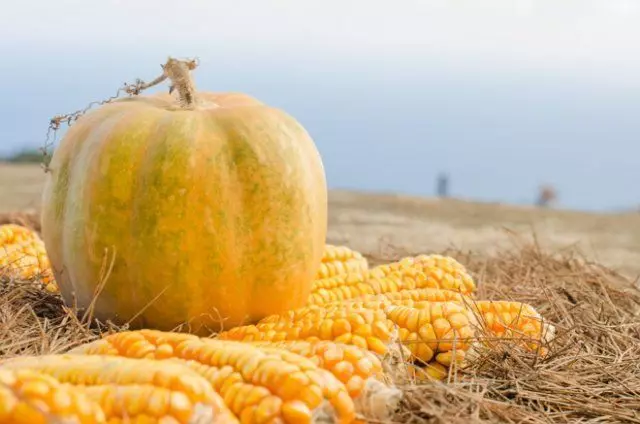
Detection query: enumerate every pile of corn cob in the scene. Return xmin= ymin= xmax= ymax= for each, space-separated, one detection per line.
xmin=0 ymin=236 xmax=555 ymax=423
xmin=220 ymin=245 xmax=556 ymax=381
xmin=0 ymin=224 xmax=58 ymax=293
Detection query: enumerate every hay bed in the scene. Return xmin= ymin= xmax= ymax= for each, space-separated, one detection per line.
xmin=1 ymin=222 xmax=639 ymax=423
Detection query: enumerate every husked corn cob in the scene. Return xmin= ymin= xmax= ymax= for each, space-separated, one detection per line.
xmin=0 ymin=243 xmax=57 ymax=291
xmin=0 ymin=224 xmax=40 ymax=246
xmin=381 ymin=295 xmax=554 ymax=357
xmin=379 ymin=294 xmax=554 ymax=356
xmin=218 ymin=299 xmax=478 ymax=367
xmin=368 ymin=255 xmax=476 ymax=295
xmin=220 ymin=303 xmax=391 ymax=355
xmin=247 ymin=340 xmax=384 ymax=399
xmin=472 ymin=301 xmax=555 ymax=353
xmin=0 ymin=225 xmax=58 ymax=293
xmin=0 ymin=354 xmax=236 ymax=423
xmin=69 ymin=330 xmax=356 ymax=424
xmin=0 ymin=368 xmax=106 ymax=423
xmin=317 ymin=245 xmax=369 ymax=279
xmin=311 ymin=253 xmax=471 ymax=306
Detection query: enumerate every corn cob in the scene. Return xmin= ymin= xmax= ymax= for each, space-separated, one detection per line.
xmin=381 ymin=298 xmax=554 ymax=357
xmin=308 ymin=269 xmax=428 ymax=306
xmin=0 ymin=224 xmax=40 ymax=246
xmin=0 ymin=243 xmax=57 ymax=291
xmin=69 ymin=330 xmax=357 ymax=424
xmin=368 ymin=255 xmax=476 ymax=295
xmin=317 ymin=245 xmax=368 ymax=280
xmin=0 ymin=354 xmax=237 ymax=423
xmin=384 ymin=296 xmax=554 ymax=357
xmin=376 ymin=294 xmax=554 ymax=357
xmin=218 ymin=298 xmax=478 ymax=367
xmin=0 ymin=368 xmax=106 ymax=423
xmin=0 ymin=225 xmax=58 ymax=293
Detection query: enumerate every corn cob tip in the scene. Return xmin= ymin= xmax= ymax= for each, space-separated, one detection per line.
xmin=353 ymin=379 xmax=402 ymax=422
xmin=540 ymin=321 xmax=556 ymax=344
xmin=471 ymin=300 xmax=556 ymax=356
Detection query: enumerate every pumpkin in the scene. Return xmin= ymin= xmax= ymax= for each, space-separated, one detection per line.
xmin=41 ymin=58 xmax=327 ymax=334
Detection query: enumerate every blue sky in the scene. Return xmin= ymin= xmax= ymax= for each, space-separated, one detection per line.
xmin=1 ymin=0 xmax=640 ymax=211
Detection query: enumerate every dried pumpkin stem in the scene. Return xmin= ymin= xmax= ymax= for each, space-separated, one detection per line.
xmin=127 ymin=57 xmax=199 ymax=107
xmin=160 ymin=57 xmax=199 ymax=108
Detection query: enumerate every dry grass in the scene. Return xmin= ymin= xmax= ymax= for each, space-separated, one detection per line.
xmin=1 ymin=230 xmax=639 ymax=423
xmin=366 ymin=240 xmax=640 ymax=423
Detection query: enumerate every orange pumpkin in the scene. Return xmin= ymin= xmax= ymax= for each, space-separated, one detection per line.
xmin=41 ymin=58 xmax=327 ymax=334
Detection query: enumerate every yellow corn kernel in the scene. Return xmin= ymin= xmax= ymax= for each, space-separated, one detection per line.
xmin=365 ymin=271 xmax=422 ymax=294
xmin=309 ymin=273 xmax=375 ymax=305
xmin=321 ymin=245 xmax=366 ymax=264
xmin=223 ymin=303 xmax=393 ymax=357
xmin=472 ymin=301 xmax=555 ymax=354
xmin=0 ymin=368 xmax=105 ymax=423
xmin=384 ymin=297 xmax=555 ymax=358
xmin=309 ymin=269 xmax=433 ymax=306
xmin=0 ymin=224 xmax=40 ymax=246
xmin=433 ymin=349 xmax=467 ymax=367
xmin=219 ymin=298 xmax=478 ymax=367
xmin=384 ymin=302 xmax=477 ymax=364
xmin=365 ymin=287 xmax=470 ymax=304
xmin=317 ymin=245 xmax=369 ymax=279
xmin=407 ymin=361 xmax=449 ymax=382
xmin=247 ymin=340 xmax=384 ymax=399
xmin=309 ymin=270 xmax=428 ymax=307
xmin=0 ymin=237 xmax=58 ymax=293
xmin=0 ymin=354 xmax=235 ymax=424
xmin=69 ymin=330 xmax=356 ymax=424
xmin=78 ymin=384 xmax=239 ymax=424
xmin=368 ymin=255 xmax=476 ymax=295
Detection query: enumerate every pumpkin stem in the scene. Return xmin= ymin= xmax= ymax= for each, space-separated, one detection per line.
xmin=161 ymin=57 xmax=200 ymax=108
xmin=42 ymin=56 xmax=200 ymax=173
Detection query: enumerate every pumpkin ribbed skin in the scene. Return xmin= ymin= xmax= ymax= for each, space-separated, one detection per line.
xmin=41 ymin=92 xmax=327 ymax=333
